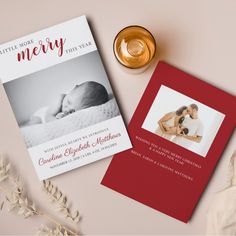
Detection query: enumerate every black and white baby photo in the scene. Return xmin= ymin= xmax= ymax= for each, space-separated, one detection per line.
xmin=4 ymin=51 xmax=120 ymax=148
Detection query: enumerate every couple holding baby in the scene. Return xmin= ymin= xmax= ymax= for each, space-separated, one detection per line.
xmin=156 ymin=104 xmax=204 ymax=149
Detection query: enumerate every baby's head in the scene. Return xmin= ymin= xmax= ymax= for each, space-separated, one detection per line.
xmin=62 ymin=81 xmax=109 ymax=114
xmin=180 ymin=126 xmax=189 ymax=135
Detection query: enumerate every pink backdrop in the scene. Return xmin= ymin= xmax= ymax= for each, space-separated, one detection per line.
xmin=0 ymin=0 xmax=235 ymax=234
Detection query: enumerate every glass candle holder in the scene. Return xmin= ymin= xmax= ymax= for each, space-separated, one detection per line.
xmin=113 ymin=25 xmax=156 ymax=73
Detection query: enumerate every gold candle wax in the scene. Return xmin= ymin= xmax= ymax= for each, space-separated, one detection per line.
xmin=113 ymin=26 xmax=156 ymax=72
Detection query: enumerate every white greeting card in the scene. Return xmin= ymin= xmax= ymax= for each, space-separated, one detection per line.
xmin=0 ymin=16 xmax=131 ymax=180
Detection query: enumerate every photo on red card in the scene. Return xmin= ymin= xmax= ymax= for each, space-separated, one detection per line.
xmin=142 ymin=85 xmax=225 ymax=157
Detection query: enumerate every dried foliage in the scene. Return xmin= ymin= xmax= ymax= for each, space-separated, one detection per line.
xmin=0 ymin=155 xmax=10 ymax=213
xmin=0 ymin=201 xmax=4 ymax=211
xmin=43 ymin=180 xmax=80 ymax=223
xmin=5 ymin=176 xmax=38 ymax=218
xmin=37 ymin=224 xmax=69 ymax=236
xmin=0 ymin=156 xmax=10 ymax=183
xmin=0 ymin=155 xmax=79 ymax=235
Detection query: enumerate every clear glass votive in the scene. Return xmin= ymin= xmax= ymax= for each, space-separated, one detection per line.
xmin=113 ymin=25 xmax=156 ymax=73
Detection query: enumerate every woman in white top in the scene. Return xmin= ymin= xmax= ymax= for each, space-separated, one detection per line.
xmin=155 ymin=106 xmax=188 ymax=140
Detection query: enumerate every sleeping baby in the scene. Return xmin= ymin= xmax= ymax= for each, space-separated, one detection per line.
xmin=162 ymin=117 xmax=189 ymax=135
xmin=25 ymin=81 xmax=109 ymax=126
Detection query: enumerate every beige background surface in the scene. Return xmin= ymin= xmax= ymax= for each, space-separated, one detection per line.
xmin=0 ymin=0 xmax=236 ymax=235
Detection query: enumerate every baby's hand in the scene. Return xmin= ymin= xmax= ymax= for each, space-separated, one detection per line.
xmin=56 ymin=112 xmax=68 ymax=119
xmin=48 ymin=94 xmax=66 ymax=116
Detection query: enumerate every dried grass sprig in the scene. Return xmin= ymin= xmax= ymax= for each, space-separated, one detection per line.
xmin=0 ymin=155 xmax=79 ymax=235
xmin=0 ymin=156 xmax=10 ymax=183
xmin=43 ymin=180 xmax=80 ymax=223
xmin=0 ymin=201 xmax=4 ymax=211
xmin=37 ymin=224 xmax=69 ymax=236
xmin=5 ymin=176 xmax=38 ymax=218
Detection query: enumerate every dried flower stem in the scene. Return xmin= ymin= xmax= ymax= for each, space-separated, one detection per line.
xmin=38 ymin=212 xmax=78 ymax=235
xmin=0 ymin=184 xmax=78 ymax=235
xmin=0 ymin=155 xmax=79 ymax=235
xmin=42 ymin=180 xmax=80 ymax=223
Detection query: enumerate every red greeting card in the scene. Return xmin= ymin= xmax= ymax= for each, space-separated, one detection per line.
xmin=101 ymin=61 xmax=236 ymax=223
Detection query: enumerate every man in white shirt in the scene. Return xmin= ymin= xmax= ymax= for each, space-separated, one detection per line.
xmin=173 ymin=104 xmax=204 ymax=148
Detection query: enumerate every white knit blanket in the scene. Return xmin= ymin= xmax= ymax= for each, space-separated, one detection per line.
xmin=21 ymin=98 xmax=120 ymax=148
